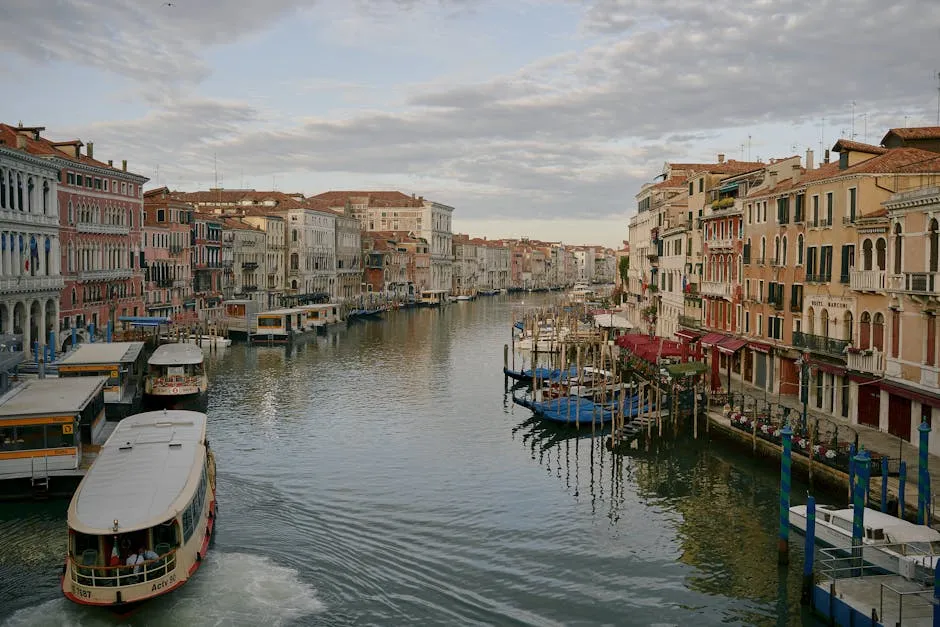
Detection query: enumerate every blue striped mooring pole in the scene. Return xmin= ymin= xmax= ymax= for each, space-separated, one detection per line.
xmin=801 ymin=496 xmax=816 ymax=606
xmin=779 ymin=424 xmax=793 ymax=565
xmin=899 ymin=460 xmax=907 ymax=520
xmin=920 ymin=421 xmax=931 ymax=525
xmin=848 ymin=442 xmax=857 ymax=503
xmin=852 ymin=450 xmax=871 ymax=577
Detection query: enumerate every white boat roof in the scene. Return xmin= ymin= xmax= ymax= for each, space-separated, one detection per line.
xmin=0 ymin=377 xmax=107 ymax=419
xmin=59 ymin=342 xmax=145 ymax=366
xmin=813 ymin=505 xmax=940 ymax=541
xmin=68 ymin=410 xmax=207 ymax=535
xmin=148 ymin=343 xmax=204 ymax=366
xmin=257 ymin=308 xmax=301 ymax=316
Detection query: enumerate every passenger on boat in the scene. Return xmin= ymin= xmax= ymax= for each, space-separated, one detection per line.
xmin=141 ymin=546 xmax=159 ymax=561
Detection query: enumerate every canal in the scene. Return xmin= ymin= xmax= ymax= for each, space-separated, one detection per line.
xmin=1 ymin=295 xmax=826 ymax=625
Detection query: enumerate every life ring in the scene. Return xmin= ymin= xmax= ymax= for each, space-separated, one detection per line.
xmin=172 ymin=387 xmax=179 ymax=395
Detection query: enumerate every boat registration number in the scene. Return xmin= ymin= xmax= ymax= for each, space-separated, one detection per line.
xmin=151 ymin=573 xmax=177 ymax=592
xmin=70 ymin=584 xmax=92 ymax=599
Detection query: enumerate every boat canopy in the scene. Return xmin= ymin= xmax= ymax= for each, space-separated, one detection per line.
xmin=148 ymin=343 xmax=204 ymax=367
xmin=67 ymin=410 xmax=207 ymax=535
xmin=118 ymin=316 xmax=172 ymax=327
xmin=884 ymin=525 xmax=940 ymax=544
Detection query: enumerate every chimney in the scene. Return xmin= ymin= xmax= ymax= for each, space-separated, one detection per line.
xmin=805 ymin=149 xmax=814 ymax=170
xmin=108 ymin=160 xmax=113 ymax=167
xmin=16 ymin=135 xmax=26 ymax=149
xmin=769 ymin=170 xmax=778 ymax=187
xmin=717 ymin=153 xmax=725 ymax=164
xmin=791 ymin=163 xmax=801 ymax=180
xmin=86 ymin=142 xmax=93 ymax=159
xmin=122 ymin=159 xmax=127 ymax=172
xmin=823 ymin=149 xmax=830 ymax=164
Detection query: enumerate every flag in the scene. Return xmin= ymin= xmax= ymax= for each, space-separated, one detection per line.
xmin=682 ymin=275 xmax=688 ymax=292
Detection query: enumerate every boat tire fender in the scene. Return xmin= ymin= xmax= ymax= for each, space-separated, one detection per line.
xmin=196 ymin=552 xmax=201 ymax=562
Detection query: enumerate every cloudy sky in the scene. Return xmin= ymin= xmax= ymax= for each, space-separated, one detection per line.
xmin=3 ymin=0 xmax=940 ymax=247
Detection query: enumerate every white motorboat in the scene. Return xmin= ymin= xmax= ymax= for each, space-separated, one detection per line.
xmin=790 ymin=504 xmax=940 ymax=581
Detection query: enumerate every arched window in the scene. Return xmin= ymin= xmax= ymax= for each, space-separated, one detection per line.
xmin=821 ymin=308 xmax=830 ymax=338
xmin=774 ymin=236 xmax=780 ymax=264
xmin=42 ymin=181 xmax=49 ymax=214
xmin=0 ymin=168 xmax=5 ymax=209
xmin=797 ymin=234 xmax=804 ymax=265
xmin=760 ymin=236 xmax=766 ymax=262
xmin=859 ymin=312 xmax=871 ymax=350
xmin=844 ymin=311 xmax=853 ymax=344
xmin=930 ymin=219 xmax=939 ymax=273
xmin=26 ymin=177 xmax=33 ymax=213
xmin=873 ymin=312 xmax=885 ymax=352
xmin=862 ymin=239 xmax=873 ymax=271
xmin=807 ymin=307 xmax=815 ymax=335
xmin=782 ymin=236 xmax=788 ymax=266
xmin=290 ymin=252 xmax=299 ymax=270
xmin=876 ymin=238 xmax=886 ymax=271
xmin=71 ymin=288 xmax=77 ymax=308
xmin=292 ymin=229 xmax=298 ymax=242
xmin=893 ymin=223 xmax=903 ymax=274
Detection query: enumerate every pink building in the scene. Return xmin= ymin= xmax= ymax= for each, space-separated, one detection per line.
xmin=0 ymin=124 xmax=148 ymax=344
xmin=143 ymin=188 xmax=195 ymax=323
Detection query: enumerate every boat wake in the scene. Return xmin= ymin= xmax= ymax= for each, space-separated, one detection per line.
xmin=2 ymin=552 xmax=324 ymax=627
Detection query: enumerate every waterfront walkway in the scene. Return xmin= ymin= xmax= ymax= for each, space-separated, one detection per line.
xmin=711 ymin=374 xmax=940 ymax=521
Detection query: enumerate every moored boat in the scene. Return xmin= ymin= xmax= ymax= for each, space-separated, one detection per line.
xmin=249 ymin=308 xmax=309 ymax=344
xmin=61 ymin=410 xmax=217 ymax=611
xmin=144 ymin=343 xmax=207 ymax=410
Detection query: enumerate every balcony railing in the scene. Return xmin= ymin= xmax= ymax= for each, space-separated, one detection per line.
xmin=241 ymin=261 xmax=259 ymax=271
xmin=76 ymin=222 xmax=130 ymax=235
xmin=678 ymin=315 xmax=701 ymax=329
xmin=700 ymin=281 xmax=732 ymax=298
xmin=0 ymin=275 xmax=64 ymax=293
xmin=842 ymin=216 xmax=856 ymax=226
xmin=850 ymin=269 xmax=887 ymax=291
xmin=1 ymin=209 xmax=58 ymax=228
xmin=79 ymin=268 xmax=134 ymax=281
xmin=755 ymin=256 xmax=766 ymax=265
xmin=154 ymin=278 xmax=174 ymax=288
xmin=888 ymin=272 xmax=938 ymax=295
xmin=805 ymin=273 xmax=832 ymax=283
xmin=792 ymin=331 xmax=849 ymax=358
xmin=847 ymin=350 xmax=885 ymax=375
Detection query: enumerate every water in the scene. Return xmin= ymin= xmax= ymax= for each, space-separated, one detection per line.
xmin=0 ymin=296 xmax=823 ymax=625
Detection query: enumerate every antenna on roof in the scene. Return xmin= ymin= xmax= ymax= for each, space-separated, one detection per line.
xmin=747 ymin=135 xmax=751 ymax=162
xmin=851 ymin=101 xmax=856 ymax=139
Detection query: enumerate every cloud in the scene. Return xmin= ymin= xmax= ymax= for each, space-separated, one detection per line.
xmin=6 ymin=0 xmax=940 ymax=230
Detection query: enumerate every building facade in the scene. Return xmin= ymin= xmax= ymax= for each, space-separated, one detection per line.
xmin=142 ymin=188 xmax=194 ymax=322
xmin=0 ymin=141 xmax=63 ymax=351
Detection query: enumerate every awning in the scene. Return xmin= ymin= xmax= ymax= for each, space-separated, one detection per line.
xmin=675 ymin=329 xmax=702 ymax=342
xmin=811 ymin=360 xmax=846 ymax=376
xmin=718 ymin=182 xmax=740 ymax=193
xmin=749 ymin=341 xmax=773 ymax=354
xmin=717 ymin=337 xmax=747 ymax=355
xmin=665 ymin=362 xmax=708 ymax=377
xmin=700 ymin=332 xmax=728 ymax=347
xmin=877 ymin=378 xmax=940 ymax=409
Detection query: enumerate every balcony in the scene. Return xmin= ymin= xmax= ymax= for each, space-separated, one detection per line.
xmin=0 ymin=209 xmax=58 ymax=228
xmin=843 ymin=216 xmax=856 ymax=226
xmin=792 ymin=331 xmax=849 ymax=358
xmin=770 ymin=298 xmax=784 ymax=311
xmin=805 ymin=273 xmax=832 ymax=283
xmin=0 ymin=275 xmax=64 ymax=294
xmin=242 ymin=285 xmax=258 ymax=292
xmin=169 ymin=245 xmax=184 ymax=255
xmin=755 ymin=256 xmax=766 ymax=266
xmin=241 ymin=261 xmax=259 ymax=271
xmin=700 ymin=281 xmax=732 ymax=298
xmin=849 ymin=269 xmax=886 ymax=291
xmin=922 ymin=365 xmax=940 ymax=389
xmin=678 ymin=315 xmax=701 ymax=329
xmin=888 ymin=272 xmax=938 ymax=295
xmin=76 ymin=222 xmax=130 ymax=235
xmin=847 ymin=350 xmax=885 ymax=375
xmin=79 ymin=268 xmax=134 ymax=281
xmin=154 ymin=278 xmax=174 ymax=288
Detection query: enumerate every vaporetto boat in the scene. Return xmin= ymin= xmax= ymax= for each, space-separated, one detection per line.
xmin=62 ymin=410 xmax=217 ymax=611
xmin=144 ymin=343 xmax=208 ymax=409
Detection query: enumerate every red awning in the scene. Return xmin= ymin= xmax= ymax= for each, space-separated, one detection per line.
xmin=749 ymin=341 xmax=773 ymax=353
xmin=700 ymin=332 xmax=728 ymax=348
xmin=878 ymin=378 xmax=940 ymax=409
xmin=811 ymin=360 xmax=846 ymax=376
xmin=717 ymin=337 xmax=747 ymax=355
xmin=615 ymin=334 xmax=652 ymax=350
xmin=675 ymin=329 xmax=702 ymax=342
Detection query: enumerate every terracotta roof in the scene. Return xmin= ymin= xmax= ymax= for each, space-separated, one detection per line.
xmin=881 ymin=127 xmax=940 ymax=143
xmin=669 ymin=160 xmax=764 ymax=175
xmin=831 ymin=139 xmax=888 ymax=154
xmin=310 ymin=190 xmax=425 ymax=208
xmin=649 ymin=176 xmax=687 ymax=191
xmin=221 ymin=217 xmax=261 ymax=231
xmin=841 ymin=147 xmax=940 ymax=174
xmin=0 ymin=122 xmax=146 ymax=178
xmin=169 ymin=189 xmax=299 ymax=206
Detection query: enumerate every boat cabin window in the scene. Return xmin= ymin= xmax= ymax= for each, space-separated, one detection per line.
xmin=257 ymin=317 xmax=281 ymax=328
xmin=182 ymin=463 xmax=209 ymax=542
xmin=865 ymin=528 xmax=885 ymax=541
xmin=0 ymin=424 xmax=74 ymax=451
xmin=822 ymin=514 xmax=831 ymax=523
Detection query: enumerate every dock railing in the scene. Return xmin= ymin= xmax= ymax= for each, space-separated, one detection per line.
xmin=879 ymin=580 xmax=934 ymax=625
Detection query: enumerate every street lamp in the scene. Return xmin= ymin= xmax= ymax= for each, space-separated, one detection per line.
xmin=795 ymin=352 xmax=810 ymax=435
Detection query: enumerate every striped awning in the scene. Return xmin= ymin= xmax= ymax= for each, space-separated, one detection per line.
xmin=717 ymin=337 xmax=747 ymax=355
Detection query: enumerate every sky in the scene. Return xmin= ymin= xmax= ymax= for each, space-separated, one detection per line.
xmin=3 ymin=0 xmax=940 ymax=248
